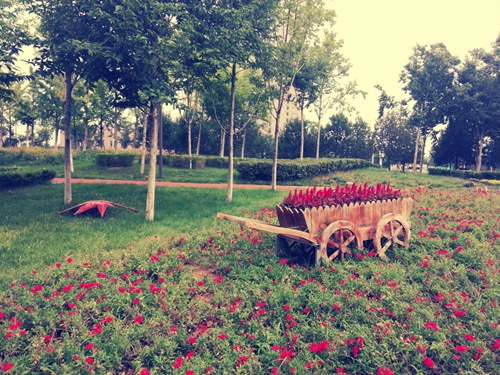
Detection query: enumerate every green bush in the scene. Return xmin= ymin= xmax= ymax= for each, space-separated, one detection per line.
xmin=170 ymin=155 xmax=207 ymax=169
xmin=0 ymin=168 xmax=56 ymax=189
xmin=235 ymin=158 xmax=372 ymax=182
xmin=204 ymin=156 xmax=229 ymax=168
xmin=0 ymin=147 xmax=63 ymax=165
xmin=428 ymin=167 xmax=500 ymax=180
xmin=95 ymin=153 xmax=135 ymax=168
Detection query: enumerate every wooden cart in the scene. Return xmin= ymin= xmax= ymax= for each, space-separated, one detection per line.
xmin=217 ymin=197 xmax=412 ymax=264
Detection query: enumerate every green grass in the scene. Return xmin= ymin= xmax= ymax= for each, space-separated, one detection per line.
xmin=0 ymin=183 xmax=283 ymax=291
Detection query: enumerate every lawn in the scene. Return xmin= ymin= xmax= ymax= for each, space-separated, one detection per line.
xmin=0 ymin=167 xmax=499 ymax=374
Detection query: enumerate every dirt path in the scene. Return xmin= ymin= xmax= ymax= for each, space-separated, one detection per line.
xmin=51 ymin=178 xmax=306 ymax=191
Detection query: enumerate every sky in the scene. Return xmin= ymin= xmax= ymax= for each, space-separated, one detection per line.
xmin=324 ymin=0 xmax=500 ymax=126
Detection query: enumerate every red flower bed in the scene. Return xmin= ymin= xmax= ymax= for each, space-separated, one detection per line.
xmin=282 ymin=183 xmax=401 ymax=209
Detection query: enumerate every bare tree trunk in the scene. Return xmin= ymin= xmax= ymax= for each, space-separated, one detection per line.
xmin=145 ymin=102 xmax=159 ymax=221
xmin=140 ymin=111 xmax=148 ymax=175
xmin=300 ymin=103 xmax=304 ymax=160
xmin=219 ymin=127 xmax=225 ymax=157
xmin=113 ymin=106 xmax=118 ymax=154
xmin=196 ymin=110 xmax=203 ymax=156
xmin=419 ymin=132 xmax=427 ymax=173
xmin=63 ymin=67 xmax=73 ymax=205
xmin=476 ymin=134 xmax=484 ymax=172
xmin=241 ymin=130 xmax=246 ymax=158
xmin=25 ymin=124 xmax=30 ymax=147
xmin=412 ymin=127 xmax=420 ymax=172
xmin=315 ymin=95 xmax=323 ymax=159
xmin=227 ymin=63 xmax=237 ymax=202
xmin=54 ymin=115 xmax=59 ymax=148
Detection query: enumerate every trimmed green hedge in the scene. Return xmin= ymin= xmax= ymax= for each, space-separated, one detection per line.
xmin=0 ymin=168 xmax=56 ymax=189
xmin=157 ymin=155 xmax=206 ymax=169
xmin=235 ymin=158 xmax=372 ymax=182
xmin=96 ymin=153 xmax=135 ymax=168
xmin=428 ymin=167 xmax=500 ymax=180
xmin=0 ymin=147 xmax=64 ymax=165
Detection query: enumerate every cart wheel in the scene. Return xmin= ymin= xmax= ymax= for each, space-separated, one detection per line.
xmin=319 ymin=221 xmax=363 ymax=262
xmin=374 ymin=213 xmax=411 ymax=259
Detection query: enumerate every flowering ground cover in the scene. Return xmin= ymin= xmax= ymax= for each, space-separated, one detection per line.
xmin=1 ymin=186 xmax=500 ymax=374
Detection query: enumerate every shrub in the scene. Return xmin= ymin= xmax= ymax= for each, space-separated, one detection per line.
xmin=205 ymin=156 xmax=229 ymax=169
xmin=235 ymin=158 xmax=371 ymax=182
xmin=171 ymin=155 xmax=206 ymax=169
xmin=428 ymin=167 xmax=500 ymax=180
xmin=0 ymin=147 xmax=63 ymax=165
xmin=0 ymin=168 xmax=56 ymax=189
xmin=95 ymin=153 xmax=135 ymax=168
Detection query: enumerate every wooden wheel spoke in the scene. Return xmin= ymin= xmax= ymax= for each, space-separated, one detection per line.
xmin=393 ymin=238 xmax=406 ymax=247
xmin=381 ymin=240 xmax=393 ymax=253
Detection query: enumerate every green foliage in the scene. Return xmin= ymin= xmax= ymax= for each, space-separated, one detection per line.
xmin=95 ymin=153 xmax=135 ymax=168
xmin=0 ymin=168 xmax=56 ymax=189
xmin=0 ymin=147 xmax=64 ymax=165
xmin=428 ymin=167 xmax=500 ymax=180
xmin=159 ymin=155 xmax=207 ymax=170
xmin=204 ymin=156 xmax=229 ymax=169
xmin=236 ymin=158 xmax=371 ymax=182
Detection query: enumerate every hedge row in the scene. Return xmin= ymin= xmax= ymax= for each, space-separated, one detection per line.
xmin=428 ymin=167 xmax=500 ymax=180
xmin=96 ymin=153 xmax=135 ymax=168
xmin=0 ymin=169 xmax=56 ymax=189
xmin=0 ymin=147 xmax=64 ymax=165
xmin=235 ymin=158 xmax=372 ymax=182
xmin=158 ymin=155 xmax=207 ymax=169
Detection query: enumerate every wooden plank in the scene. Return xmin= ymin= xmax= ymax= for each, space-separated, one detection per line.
xmin=216 ymin=213 xmax=317 ymax=243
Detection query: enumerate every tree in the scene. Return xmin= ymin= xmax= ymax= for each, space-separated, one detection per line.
xmin=400 ymin=43 xmax=459 ymax=173
xmin=279 ymin=117 xmax=315 ymax=159
xmin=373 ymin=109 xmax=416 ymax=170
xmin=267 ymin=0 xmax=336 ymax=190
xmin=322 ymin=114 xmax=373 ymax=159
xmin=23 ymin=0 xmax=111 ymax=204
xmin=0 ymin=0 xmax=27 ymax=103
xmin=454 ymin=48 xmax=500 ymax=171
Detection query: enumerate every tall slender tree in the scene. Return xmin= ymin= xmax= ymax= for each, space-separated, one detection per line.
xmin=400 ymin=43 xmax=459 ymax=173
xmin=267 ymin=0 xmax=336 ymax=189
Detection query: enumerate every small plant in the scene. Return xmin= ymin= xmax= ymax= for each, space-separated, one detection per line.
xmin=282 ymin=182 xmax=401 ymax=209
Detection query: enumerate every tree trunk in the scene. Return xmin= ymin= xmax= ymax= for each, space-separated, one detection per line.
xmin=419 ymin=131 xmax=427 ymax=173
xmin=412 ymin=127 xmax=420 ymax=172
xmin=300 ymin=102 xmax=305 ymax=160
xmin=196 ymin=110 xmax=203 ymax=155
xmin=25 ymin=124 xmax=30 ymax=147
xmin=145 ymin=102 xmax=159 ymax=221
xmin=63 ymin=67 xmax=73 ymax=205
xmin=241 ymin=130 xmax=246 ymax=158
xmin=315 ymin=95 xmax=323 ymax=159
xmin=219 ymin=127 xmax=225 ymax=157
xmin=227 ymin=62 xmax=237 ymax=202
xmin=140 ymin=111 xmax=148 ymax=175
xmin=476 ymin=134 xmax=485 ymax=172
xmin=113 ymin=106 xmax=118 ymax=154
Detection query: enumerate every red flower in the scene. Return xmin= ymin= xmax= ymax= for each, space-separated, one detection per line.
xmin=493 ymin=338 xmax=500 ymax=350
xmin=188 ymin=337 xmax=197 ymax=344
xmin=218 ymin=333 xmax=226 ymax=340
xmin=456 ymin=345 xmax=470 ymax=353
xmin=454 ymin=310 xmax=467 ymax=317
xmin=309 ymin=340 xmax=329 ymax=353
xmin=464 ymin=334 xmax=475 ymax=341
xmin=134 ymin=316 xmax=144 ymax=324
xmin=85 ymin=357 xmax=94 ymax=364
xmin=422 ymin=357 xmax=435 ymax=368
xmin=377 ymin=368 xmax=394 ymax=375
xmin=425 ymin=321 xmax=439 ymax=331
xmin=1 ymin=363 xmax=14 ymax=372
xmin=185 ymin=371 xmax=194 ymax=375
xmin=140 ymin=370 xmax=150 ymax=375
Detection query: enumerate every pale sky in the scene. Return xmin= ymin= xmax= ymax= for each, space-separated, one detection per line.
xmin=325 ymin=0 xmax=500 ymax=126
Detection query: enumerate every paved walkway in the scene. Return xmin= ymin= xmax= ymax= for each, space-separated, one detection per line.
xmin=51 ymin=178 xmax=305 ymax=191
